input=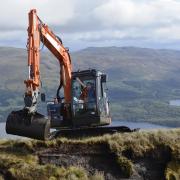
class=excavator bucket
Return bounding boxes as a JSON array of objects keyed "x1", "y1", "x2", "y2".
[{"x1": 6, "y1": 110, "x2": 50, "y2": 140}]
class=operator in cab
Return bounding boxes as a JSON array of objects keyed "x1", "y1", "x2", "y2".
[
  {"x1": 80, "y1": 82, "x2": 95, "y2": 102},
  {"x1": 75, "y1": 77, "x2": 96, "y2": 109}
]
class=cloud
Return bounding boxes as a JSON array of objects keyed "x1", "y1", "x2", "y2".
[
  {"x1": 0, "y1": 0, "x2": 74, "y2": 29},
  {"x1": 94, "y1": 0, "x2": 180, "y2": 28},
  {"x1": 0, "y1": 0, "x2": 180, "y2": 50}
]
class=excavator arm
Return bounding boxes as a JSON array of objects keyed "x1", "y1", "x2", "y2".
[
  {"x1": 6, "y1": 9, "x2": 73, "y2": 140},
  {"x1": 24, "y1": 9, "x2": 72, "y2": 113}
]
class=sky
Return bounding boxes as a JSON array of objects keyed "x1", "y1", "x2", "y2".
[{"x1": 0, "y1": 0, "x2": 180, "y2": 51}]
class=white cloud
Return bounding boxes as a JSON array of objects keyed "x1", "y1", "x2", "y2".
[
  {"x1": 0, "y1": 0, "x2": 74, "y2": 29},
  {"x1": 0, "y1": 0, "x2": 180, "y2": 50},
  {"x1": 94, "y1": 0, "x2": 150, "y2": 27},
  {"x1": 154, "y1": 25, "x2": 180, "y2": 40},
  {"x1": 94, "y1": 0, "x2": 180, "y2": 27}
]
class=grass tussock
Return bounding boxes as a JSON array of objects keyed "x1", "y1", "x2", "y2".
[
  {"x1": 116, "y1": 156, "x2": 133, "y2": 177},
  {"x1": 8, "y1": 165, "x2": 88, "y2": 180},
  {"x1": 165, "y1": 161, "x2": 180, "y2": 180},
  {"x1": 89, "y1": 171, "x2": 104, "y2": 180}
]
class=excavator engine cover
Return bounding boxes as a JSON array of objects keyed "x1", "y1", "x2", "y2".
[{"x1": 6, "y1": 110, "x2": 50, "y2": 140}]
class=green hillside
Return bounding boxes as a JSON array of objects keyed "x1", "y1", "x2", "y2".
[{"x1": 1, "y1": 46, "x2": 180, "y2": 126}]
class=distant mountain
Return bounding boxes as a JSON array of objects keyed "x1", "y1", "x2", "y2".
[
  {"x1": 1, "y1": 46, "x2": 180, "y2": 126},
  {"x1": 73, "y1": 47, "x2": 180, "y2": 81}
]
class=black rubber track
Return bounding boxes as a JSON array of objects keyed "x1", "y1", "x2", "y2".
[{"x1": 49, "y1": 126, "x2": 139, "y2": 139}]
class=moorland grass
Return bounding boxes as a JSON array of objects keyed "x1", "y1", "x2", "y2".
[{"x1": 0, "y1": 129, "x2": 179, "y2": 179}]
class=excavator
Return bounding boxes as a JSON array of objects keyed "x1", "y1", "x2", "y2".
[{"x1": 6, "y1": 9, "x2": 134, "y2": 140}]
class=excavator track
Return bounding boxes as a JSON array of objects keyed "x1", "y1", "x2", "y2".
[
  {"x1": 49, "y1": 126, "x2": 139, "y2": 139},
  {"x1": 6, "y1": 110, "x2": 138, "y2": 140}
]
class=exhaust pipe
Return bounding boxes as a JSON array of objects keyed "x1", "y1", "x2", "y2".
[{"x1": 6, "y1": 110, "x2": 50, "y2": 140}]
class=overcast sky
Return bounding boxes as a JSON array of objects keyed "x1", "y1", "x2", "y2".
[{"x1": 0, "y1": 0, "x2": 180, "y2": 51}]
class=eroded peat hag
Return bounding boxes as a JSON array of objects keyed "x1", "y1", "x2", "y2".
[{"x1": 37, "y1": 137, "x2": 178, "y2": 180}]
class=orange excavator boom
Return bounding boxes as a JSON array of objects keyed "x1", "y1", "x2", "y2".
[
  {"x1": 6, "y1": 9, "x2": 73, "y2": 140},
  {"x1": 25, "y1": 9, "x2": 72, "y2": 111}
]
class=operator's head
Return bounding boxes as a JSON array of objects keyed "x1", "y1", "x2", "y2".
[
  {"x1": 54, "y1": 97, "x2": 58, "y2": 104},
  {"x1": 86, "y1": 82, "x2": 94, "y2": 90}
]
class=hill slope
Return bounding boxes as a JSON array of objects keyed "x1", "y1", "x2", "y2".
[{"x1": 1, "y1": 46, "x2": 180, "y2": 126}]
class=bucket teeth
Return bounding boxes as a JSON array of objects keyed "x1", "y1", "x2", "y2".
[{"x1": 6, "y1": 110, "x2": 50, "y2": 140}]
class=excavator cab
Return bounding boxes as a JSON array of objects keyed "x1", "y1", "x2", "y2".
[
  {"x1": 47, "y1": 69, "x2": 111, "y2": 129},
  {"x1": 71, "y1": 69, "x2": 111, "y2": 127}
]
